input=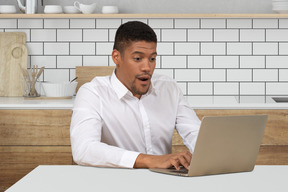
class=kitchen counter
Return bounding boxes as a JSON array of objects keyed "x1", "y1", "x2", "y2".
[{"x1": 0, "y1": 96, "x2": 288, "y2": 109}]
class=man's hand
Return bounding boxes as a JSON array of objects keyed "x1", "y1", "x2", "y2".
[{"x1": 134, "y1": 151, "x2": 192, "y2": 170}]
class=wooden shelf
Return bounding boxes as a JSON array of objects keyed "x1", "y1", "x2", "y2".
[{"x1": 1, "y1": 13, "x2": 288, "y2": 18}]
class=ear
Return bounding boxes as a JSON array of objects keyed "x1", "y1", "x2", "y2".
[{"x1": 112, "y1": 49, "x2": 121, "y2": 66}]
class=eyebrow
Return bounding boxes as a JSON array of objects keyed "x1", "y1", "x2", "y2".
[{"x1": 132, "y1": 51, "x2": 157, "y2": 56}]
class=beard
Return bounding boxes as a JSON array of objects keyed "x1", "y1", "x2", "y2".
[{"x1": 130, "y1": 73, "x2": 151, "y2": 96}]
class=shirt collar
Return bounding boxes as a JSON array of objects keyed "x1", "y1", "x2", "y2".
[{"x1": 110, "y1": 70, "x2": 157, "y2": 100}]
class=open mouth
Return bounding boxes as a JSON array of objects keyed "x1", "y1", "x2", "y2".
[{"x1": 138, "y1": 77, "x2": 149, "y2": 82}]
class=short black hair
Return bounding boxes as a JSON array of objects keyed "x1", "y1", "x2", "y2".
[{"x1": 113, "y1": 21, "x2": 157, "y2": 54}]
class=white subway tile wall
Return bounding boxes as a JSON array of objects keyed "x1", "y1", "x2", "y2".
[{"x1": 1, "y1": 18, "x2": 288, "y2": 97}]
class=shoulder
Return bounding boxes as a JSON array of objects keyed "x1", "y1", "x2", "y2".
[
  {"x1": 152, "y1": 73, "x2": 178, "y2": 88},
  {"x1": 78, "y1": 76, "x2": 112, "y2": 96}
]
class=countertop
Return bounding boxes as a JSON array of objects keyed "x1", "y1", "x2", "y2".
[{"x1": 1, "y1": 96, "x2": 288, "y2": 109}]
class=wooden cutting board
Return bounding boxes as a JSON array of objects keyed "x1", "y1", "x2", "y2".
[{"x1": 0, "y1": 32, "x2": 28, "y2": 97}]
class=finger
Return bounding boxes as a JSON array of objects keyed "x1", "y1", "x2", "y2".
[
  {"x1": 170, "y1": 159, "x2": 181, "y2": 170},
  {"x1": 182, "y1": 151, "x2": 192, "y2": 164},
  {"x1": 178, "y1": 156, "x2": 190, "y2": 170}
]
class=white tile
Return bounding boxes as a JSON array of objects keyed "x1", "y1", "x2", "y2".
[
  {"x1": 108, "y1": 56, "x2": 116, "y2": 66},
  {"x1": 240, "y1": 83, "x2": 265, "y2": 95},
  {"x1": 162, "y1": 29, "x2": 186, "y2": 42},
  {"x1": 70, "y1": 68, "x2": 76, "y2": 82},
  {"x1": 96, "y1": 19, "x2": 121, "y2": 28},
  {"x1": 83, "y1": 29, "x2": 108, "y2": 42},
  {"x1": 279, "y1": 19, "x2": 288, "y2": 28},
  {"x1": 155, "y1": 56, "x2": 161, "y2": 69},
  {"x1": 177, "y1": 82, "x2": 187, "y2": 95},
  {"x1": 31, "y1": 56, "x2": 56, "y2": 68},
  {"x1": 148, "y1": 19, "x2": 173, "y2": 28},
  {"x1": 44, "y1": 43, "x2": 69, "y2": 55},
  {"x1": 201, "y1": 69, "x2": 225, "y2": 82},
  {"x1": 156, "y1": 43, "x2": 173, "y2": 55},
  {"x1": 266, "y1": 83, "x2": 288, "y2": 95},
  {"x1": 201, "y1": 19, "x2": 226, "y2": 29},
  {"x1": 26, "y1": 43, "x2": 43, "y2": 55},
  {"x1": 279, "y1": 43, "x2": 288, "y2": 55},
  {"x1": 175, "y1": 69, "x2": 199, "y2": 81},
  {"x1": 43, "y1": 69, "x2": 69, "y2": 82},
  {"x1": 266, "y1": 30, "x2": 288, "y2": 41},
  {"x1": 240, "y1": 29, "x2": 265, "y2": 42},
  {"x1": 175, "y1": 19, "x2": 199, "y2": 28},
  {"x1": 57, "y1": 56, "x2": 82, "y2": 68},
  {"x1": 227, "y1": 69, "x2": 252, "y2": 81},
  {"x1": 214, "y1": 29, "x2": 239, "y2": 42},
  {"x1": 162, "y1": 56, "x2": 186, "y2": 68},
  {"x1": 18, "y1": 19, "x2": 43, "y2": 28},
  {"x1": 188, "y1": 56, "x2": 213, "y2": 68},
  {"x1": 266, "y1": 56, "x2": 288, "y2": 68},
  {"x1": 240, "y1": 56, "x2": 265, "y2": 68},
  {"x1": 201, "y1": 43, "x2": 226, "y2": 55},
  {"x1": 0, "y1": 19, "x2": 17, "y2": 28},
  {"x1": 31, "y1": 29, "x2": 56, "y2": 42},
  {"x1": 109, "y1": 29, "x2": 117, "y2": 42},
  {"x1": 214, "y1": 83, "x2": 239, "y2": 95},
  {"x1": 5, "y1": 29, "x2": 30, "y2": 41},
  {"x1": 214, "y1": 56, "x2": 239, "y2": 68},
  {"x1": 0, "y1": 29, "x2": 3, "y2": 32},
  {"x1": 227, "y1": 43, "x2": 252, "y2": 55},
  {"x1": 122, "y1": 19, "x2": 148, "y2": 24},
  {"x1": 253, "y1": 43, "x2": 278, "y2": 55},
  {"x1": 153, "y1": 29, "x2": 161, "y2": 41},
  {"x1": 96, "y1": 43, "x2": 113, "y2": 55},
  {"x1": 188, "y1": 83, "x2": 213, "y2": 95},
  {"x1": 57, "y1": 29, "x2": 82, "y2": 42},
  {"x1": 253, "y1": 69, "x2": 278, "y2": 82},
  {"x1": 188, "y1": 29, "x2": 212, "y2": 41},
  {"x1": 44, "y1": 19, "x2": 69, "y2": 28},
  {"x1": 227, "y1": 19, "x2": 252, "y2": 29},
  {"x1": 279, "y1": 69, "x2": 288, "y2": 81},
  {"x1": 175, "y1": 43, "x2": 199, "y2": 55},
  {"x1": 71, "y1": 43, "x2": 95, "y2": 55},
  {"x1": 253, "y1": 19, "x2": 278, "y2": 28},
  {"x1": 70, "y1": 19, "x2": 95, "y2": 28},
  {"x1": 154, "y1": 69, "x2": 174, "y2": 79},
  {"x1": 83, "y1": 56, "x2": 109, "y2": 66}
]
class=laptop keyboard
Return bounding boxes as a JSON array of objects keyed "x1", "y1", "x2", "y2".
[{"x1": 169, "y1": 166, "x2": 189, "y2": 174}]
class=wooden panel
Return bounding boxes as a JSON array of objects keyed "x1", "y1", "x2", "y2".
[
  {"x1": 0, "y1": 110, "x2": 72, "y2": 145},
  {"x1": 76, "y1": 66, "x2": 115, "y2": 92},
  {"x1": 0, "y1": 146, "x2": 73, "y2": 192}
]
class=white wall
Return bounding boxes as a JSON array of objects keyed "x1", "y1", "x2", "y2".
[{"x1": 1, "y1": 0, "x2": 274, "y2": 14}]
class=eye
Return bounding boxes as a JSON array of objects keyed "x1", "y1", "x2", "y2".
[
  {"x1": 150, "y1": 57, "x2": 156, "y2": 62},
  {"x1": 134, "y1": 57, "x2": 142, "y2": 61}
]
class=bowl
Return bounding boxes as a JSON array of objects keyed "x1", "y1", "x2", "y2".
[
  {"x1": 44, "y1": 5, "x2": 63, "y2": 14},
  {"x1": 42, "y1": 82, "x2": 78, "y2": 97},
  {"x1": 0, "y1": 5, "x2": 17, "y2": 14},
  {"x1": 101, "y1": 6, "x2": 119, "y2": 14}
]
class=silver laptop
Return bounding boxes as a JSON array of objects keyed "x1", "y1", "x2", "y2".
[{"x1": 150, "y1": 115, "x2": 268, "y2": 177}]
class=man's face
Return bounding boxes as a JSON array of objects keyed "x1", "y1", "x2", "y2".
[{"x1": 113, "y1": 41, "x2": 157, "y2": 99}]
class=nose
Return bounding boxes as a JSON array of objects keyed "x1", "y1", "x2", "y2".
[{"x1": 141, "y1": 59, "x2": 151, "y2": 72}]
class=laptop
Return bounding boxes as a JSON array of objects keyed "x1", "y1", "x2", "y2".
[{"x1": 150, "y1": 115, "x2": 268, "y2": 177}]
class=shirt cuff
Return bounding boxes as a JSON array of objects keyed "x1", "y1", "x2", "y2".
[{"x1": 119, "y1": 151, "x2": 140, "y2": 168}]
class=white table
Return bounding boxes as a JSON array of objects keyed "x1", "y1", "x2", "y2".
[{"x1": 6, "y1": 165, "x2": 288, "y2": 192}]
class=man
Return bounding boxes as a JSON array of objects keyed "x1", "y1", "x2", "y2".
[{"x1": 70, "y1": 21, "x2": 201, "y2": 171}]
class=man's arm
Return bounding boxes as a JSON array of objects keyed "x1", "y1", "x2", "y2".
[{"x1": 134, "y1": 151, "x2": 192, "y2": 170}]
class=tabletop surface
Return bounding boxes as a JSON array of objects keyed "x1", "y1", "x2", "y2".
[{"x1": 6, "y1": 165, "x2": 288, "y2": 192}]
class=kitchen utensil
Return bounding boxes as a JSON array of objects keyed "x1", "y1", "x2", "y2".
[
  {"x1": 70, "y1": 77, "x2": 78, "y2": 83},
  {"x1": 16, "y1": 0, "x2": 38, "y2": 14},
  {"x1": 0, "y1": 5, "x2": 17, "y2": 14},
  {"x1": 63, "y1": 6, "x2": 81, "y2": 14},
  {"x1": 0, "y1": 32, "x2": 28, "y2": 97},
  {"x1": 102, "y1": 6, "x2": 119, "y2": 14},
  {"x1": 44, "y1": 5, "x2": 63, "y2": 14},
  {"x1": 42, "y1": 82, "x2": 78, "y2": 97},
  {"x1": 74, "y1": 1, "x2": 97, "y2": 14}
]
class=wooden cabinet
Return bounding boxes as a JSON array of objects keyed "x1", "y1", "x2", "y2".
[
  {"x1": 0, "y1": 110, "x2": 73, "y2": 192},
  {"x1": 1, "y1": 109, "x2": 288, "y2": 191}
]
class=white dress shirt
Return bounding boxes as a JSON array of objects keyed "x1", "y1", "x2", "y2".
[{"x1": 70, "y1": 71, "x2": 201, "y2": 168}]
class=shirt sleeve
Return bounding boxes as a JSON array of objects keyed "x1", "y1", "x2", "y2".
[
  {"x1": 174, "y1": 86, "x2": 201, "y2": 154},
  {"x1": 70, "y1": 84, "x2": 140, "y2": 168}
]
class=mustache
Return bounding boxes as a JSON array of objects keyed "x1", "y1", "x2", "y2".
[{"x1": 135, "y1": 72, "x2": 152, "y2": 78}]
